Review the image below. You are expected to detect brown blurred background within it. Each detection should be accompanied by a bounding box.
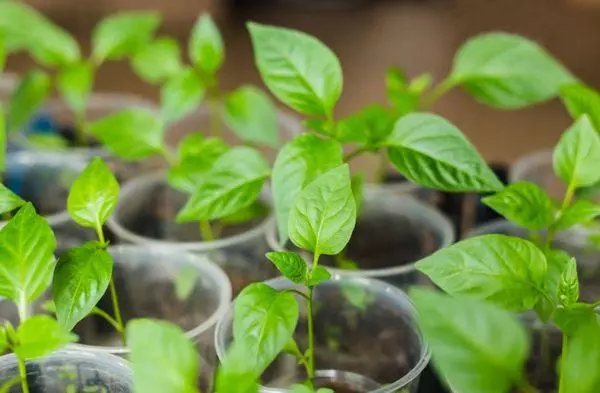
[6,0,600,168]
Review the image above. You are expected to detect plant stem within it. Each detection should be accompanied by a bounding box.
[160,146,177,167]
[558,334,568,393]
[374,152,388,184]
[91,307,123,334]
[421,79,455,109]
[17,356,29,393]
[538,325,551,383]
[209,97,222,138]
[17,291,27,323]
[74,110,88,147]
[546,182,576,247]
[284,288,310,301]
[305,252,320,380]
[343,147,369,163]
[108,278,126,345]
[96,225,106,246]
[199,220,215,241]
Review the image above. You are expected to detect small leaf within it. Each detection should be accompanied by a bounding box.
[386,113,503,192]
[553,115,600,188]
[416,234,547,312]
[410,288,528,393]
[161,68,205,125]
[288,164,356,255]
[176,147,269,222]
[247,22,342,116]
[92,11,161,62]
[535,248,571,321]
[57,62,93,116]
[266,251,307,284]
[558,257,579,307]
[214,342,259,393]
[233,283,299,375]
[0,203,56,303]
[89,108,163,160]
[189,14,224,74]
[174,266,198,301]
[223,86,279,147]
[132,37,183,84]
[272,133,343,245]
[307,266,331,287]
[562,321,600,393]
[553,304,598,336]
[560,83,600,132]
[127,319,198,393]
[14,315,77,360]
[6,69,50,132]
[385,67,421,115]
[553,199,600,231]
[336,105,395,146]
[481,181,555,230]
[450,32,574,109]
[350,173,364,213]
[67,157,119,230]
[0,184,24,215]
[52,243,113,331]
[342,282,374,311]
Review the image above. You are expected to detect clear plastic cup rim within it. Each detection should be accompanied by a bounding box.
[508,149,552,184]
[70,244,232,355]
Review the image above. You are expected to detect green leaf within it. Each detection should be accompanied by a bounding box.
[558,257,579,307]
[92,11,161,62]
[160,68,205,125]
[131,37,182,84]
[416,234,547,312]
[0,203,56,303]
[0,184,24,215]
[24,134,68,151]
[553,304,598,337]
[307,266,331,287]
[176,147,269,222]
[52,243,113,331]
[553,115,600,188]
[560,83,600,132]
[450,32,575,109]
[174,266,198,302]
[89,108,163,160]
[0,105,4,171]
[220,201,269,225]
[247,22,342,116]
[223,86,278,147]
[0,34,5,72]
[336,104,395,146]
[0,328,6,354]
[481,181,555,230]
[189,14,224,74]
[562,321,600,393]
[127,319,198,393]
[288,164,356,255]
[265,251,307,284]
[13,315,77,360]
[385,67,423,115]
[386,113,503,192]
[410,288,528,393]
[535,248,571,321]
[57,61,93,116]
[272,133,343,245]
[214,342,259,393]
[553,199,600,231]
[67,157,119,230]
[6,69,50,132]
[233,283,299,375]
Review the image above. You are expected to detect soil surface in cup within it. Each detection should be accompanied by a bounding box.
[315,381,364,393]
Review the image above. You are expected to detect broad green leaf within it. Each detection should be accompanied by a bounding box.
[416,234,547,311]
[562,321,600,393]
[57,62,93,116]
[0,203,56,303]
[6,69,50,132]
[553,115,600,188]
[220,201,269,225]
[553,199,600,231]
[558,257,578,307]
[127,319,198,393]
[166,134,229,193]
[553,304,598,337]
[410,288,528,393]
[67,157,119,230]
[214,342,259,393]
[89,108,163,160]
[386,113,503,192]
[92,11,161,62]
[247,22,342,116]
[176,147,269,222]
[336,105,395,146]
[174,266,198,301]
[233,283,299,375]
[0,2,80,66]
[189,14,224,74]
[450,33,574,109]
[481,181,554,230]
[161,68,205,125]
[223,86,278,147]
[13,315,77,360]
[0,104,4,170]
[289,164,356,255]
[0,184,24,215]
[266,251,307,284]
[307,266,331,287]
[52,243,113,331]
[132,37,182,84]
[272,134,343,245]
[560,83,600,132]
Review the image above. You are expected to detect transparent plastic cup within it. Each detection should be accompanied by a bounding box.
[509,150,565,199]
[215,275,430,392]
[0,72,18,103]
[267,186,455,289]
[107,173,280,296]
[0,349,133,392]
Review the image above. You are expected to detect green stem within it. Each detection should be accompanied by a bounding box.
[421,78,455,109]
[96,225,106,246]
[91,307,123,334]
[209,98,222,138]
[558,334,568,393]
[306,252,320,380]
[108,278,126,345]
[374,152,388,184]
[17,291,27,323]
[547,182,576,247]
[284,288,310,301]
[17,357,29,393]
[74,110,88,147]
[343,147,369,162]
[288,339,311,377]
[199,220,215,241]
[160,146,177,167]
